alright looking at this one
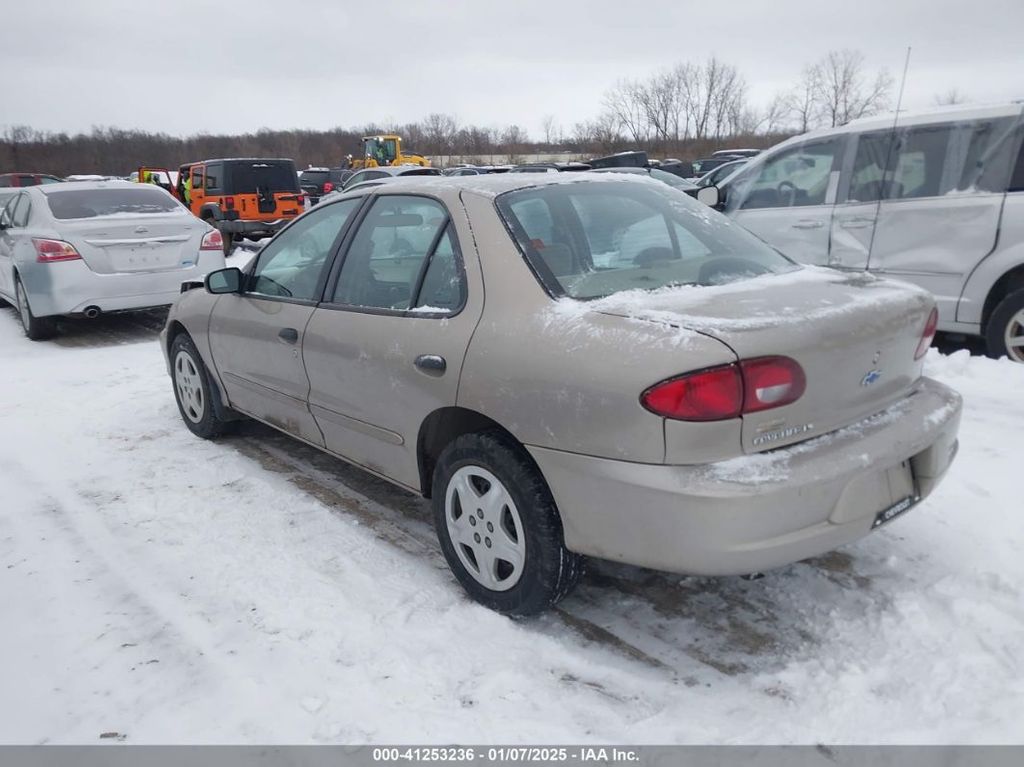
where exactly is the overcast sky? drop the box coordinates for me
[3,0,1021,140]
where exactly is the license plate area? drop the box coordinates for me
[110,244,183,272]
[872,494,919,529]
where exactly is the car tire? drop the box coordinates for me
[432,430,583,616]
[170,333,234,439]
[14,276,56,341]
[985,288,1024,362]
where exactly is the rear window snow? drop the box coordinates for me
[46,187,182,219]
[496,179,796,300]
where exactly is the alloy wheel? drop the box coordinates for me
[16,281,30,333]
[174,350,205,423]
[445,465,526,592]
[1004,308,1024,363]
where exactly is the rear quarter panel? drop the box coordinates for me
[456,191,739,464]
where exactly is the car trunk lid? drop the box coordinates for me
[60,215,202,274]
[593,266,934,453]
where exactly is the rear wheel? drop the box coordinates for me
[432,430,583,616]
[985,289,1024,362]
[170,333,234,438]
[15,277,56,341]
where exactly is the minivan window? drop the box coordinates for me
[46,187,181,219]
[1010,141,1024,193]
[738,137,842,209]
[498,181,796,300]
[844,131,893,203]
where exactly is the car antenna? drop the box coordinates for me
[867,46,912,261]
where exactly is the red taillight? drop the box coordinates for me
[642,356,806,421]
[200,229,223,251]
[740,356,806,413]
[323,181,334,193]
[915,307,938,360]
[641,365,743,421]
[225,196,235,209]
[33,238,81,263]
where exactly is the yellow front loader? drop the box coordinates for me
[351,134,431,169]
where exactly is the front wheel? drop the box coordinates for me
[985,289,1024,362]
[15,277,56,341]
[170,333,234,438]
[432,431,583,616]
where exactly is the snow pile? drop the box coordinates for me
[0,310,1022,745]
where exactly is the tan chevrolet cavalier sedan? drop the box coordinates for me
[160,174,962,615]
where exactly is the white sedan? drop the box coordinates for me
[0,181,224,339]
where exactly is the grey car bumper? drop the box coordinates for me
[529,376,962,576]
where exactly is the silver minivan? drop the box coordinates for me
[717,102,1024,360]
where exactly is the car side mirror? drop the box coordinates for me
[205,267,243,294]
[695,185,720,208]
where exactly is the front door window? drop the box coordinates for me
[249,199,361,301]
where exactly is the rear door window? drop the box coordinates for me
[10,194,31,227]
[331,195,457,312]
[204,163,223,192]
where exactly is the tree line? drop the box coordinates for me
[3,48,953,176]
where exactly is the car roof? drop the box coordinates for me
[332,171,670,201]
[32,180,147,195]
[190,157,296,164]
[800,100,1024,141]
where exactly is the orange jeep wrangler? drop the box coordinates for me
[140,158,305,255]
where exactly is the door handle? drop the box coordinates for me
[840,218,874,229]
[791,220,824,229]
[278,327,299,344]
[414,354,446,376]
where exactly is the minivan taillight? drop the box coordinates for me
[200,229,223,251]
[33,238,81,263]
[642,356,806,421]
[323,181,334,193]
[915,307,938,360]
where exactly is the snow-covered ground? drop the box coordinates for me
[0,306,1021,744]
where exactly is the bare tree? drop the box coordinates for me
[421,113,458,160]
[499,124,529,163]
[759,92,793,135]
[541,115,562,147]
[603,79,650,145]
[934,88,968,106]
[812,49,893,127]
[787,64,822,132]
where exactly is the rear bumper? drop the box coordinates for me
[529,376,962,576]
[18,254,225,317]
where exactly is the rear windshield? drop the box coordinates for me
[496,179,796,300]
[46,187,182,219]
[225,162,300,193]
[300,170,329,183]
